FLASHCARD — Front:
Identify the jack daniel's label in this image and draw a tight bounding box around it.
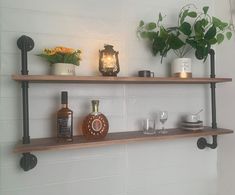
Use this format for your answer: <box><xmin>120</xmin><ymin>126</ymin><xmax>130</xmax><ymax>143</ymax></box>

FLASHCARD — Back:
<box><xmin>57</xmin><ymin>116</ymin><xmax>72</xmax><ymax>136</ymax></box>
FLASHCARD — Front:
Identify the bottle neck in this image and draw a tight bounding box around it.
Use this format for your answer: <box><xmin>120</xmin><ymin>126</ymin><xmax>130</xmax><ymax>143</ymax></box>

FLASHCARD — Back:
<box><xmin>61</xmin><ymin>103</ymin><xmax>68</xmax><ymax>108</ymax></box>
<box><xmin>92</xmin><ymin>101</ymin><xmax>99</xmax><ymax>113</ymax></box>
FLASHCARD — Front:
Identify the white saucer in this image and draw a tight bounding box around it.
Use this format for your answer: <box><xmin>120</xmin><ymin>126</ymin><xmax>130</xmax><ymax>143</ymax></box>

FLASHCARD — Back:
<box><xmin>181</xmin><ymin>126</ymin><xmax>204</xmax><ymax>131</ymax></box>
<box><xmin>181</xmin><ymin>120</ymin><xmax>203</xmax><ymax>127</ymax></box>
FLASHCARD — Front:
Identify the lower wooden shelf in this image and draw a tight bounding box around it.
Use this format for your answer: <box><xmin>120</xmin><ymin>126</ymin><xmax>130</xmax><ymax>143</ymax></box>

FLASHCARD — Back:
<box><xmin>14</xmin><ymin>127</ymin><xmax>233</xmax><ymax>153</ymax></box>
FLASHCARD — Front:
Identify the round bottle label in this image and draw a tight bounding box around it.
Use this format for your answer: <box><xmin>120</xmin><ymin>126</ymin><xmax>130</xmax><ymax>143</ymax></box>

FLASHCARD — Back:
<box><xmin>91</xmin><ymin>119</ymin><xmax>102</xmax><ymax>132</ymax></box>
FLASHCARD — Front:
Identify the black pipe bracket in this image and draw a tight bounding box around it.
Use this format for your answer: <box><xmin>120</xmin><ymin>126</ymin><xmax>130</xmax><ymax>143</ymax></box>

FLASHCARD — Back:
<box><xmin>20</xmin><ymin>153</ymin><xmax>37</xmax><ymax>171</ymax></box>
<box><xmin>197</xmin><ymin>135</ymin><xmax>218</xmax><ymax>149</ymax></box>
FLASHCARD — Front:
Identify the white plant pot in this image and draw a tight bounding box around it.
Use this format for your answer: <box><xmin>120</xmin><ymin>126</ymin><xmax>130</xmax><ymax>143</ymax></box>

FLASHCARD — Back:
<box><xmin>171</xmin><ymin>58</ymin><xmax>192</xmax><ymax>78</ymax></box>
<box><xmin>51</xmin><ymin>63</ymin><xmax>76</xmax><ymax>76</ymax></box>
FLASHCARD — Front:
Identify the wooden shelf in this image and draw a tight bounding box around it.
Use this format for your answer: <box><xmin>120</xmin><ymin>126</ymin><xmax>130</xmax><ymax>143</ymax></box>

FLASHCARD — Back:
<box><xmin>14</xmin><ymin>127</ymin><xmax>233</xmax><ymax>153</ymax></box>
<box><xmin>12</xmin><ymin>75</ymin><xmax>232</xmax><ymax>84</ymax></box>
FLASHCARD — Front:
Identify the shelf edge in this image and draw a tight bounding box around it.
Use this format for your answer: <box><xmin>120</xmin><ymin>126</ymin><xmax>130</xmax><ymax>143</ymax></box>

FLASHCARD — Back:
<box><xmin>14</xmin><ymin>128</ymin><xmax>233</xmax><ymax>153</ymax></box>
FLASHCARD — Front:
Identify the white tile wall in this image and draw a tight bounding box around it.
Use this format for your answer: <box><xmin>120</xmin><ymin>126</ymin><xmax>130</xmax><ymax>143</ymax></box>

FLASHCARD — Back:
<box><xmin>215</xmin><ymin>1</ymin><xmax>235</xmax><ymax>194</ymax></box>
<box><xmin>0</xmin><ymin>0</ymin><xmax>220</xmax><ymax>195</ymax></box>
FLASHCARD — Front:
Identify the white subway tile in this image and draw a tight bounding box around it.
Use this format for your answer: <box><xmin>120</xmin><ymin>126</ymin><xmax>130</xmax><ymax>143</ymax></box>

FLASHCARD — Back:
<box><xmin>126</xmin><ymin>140</ymin><xmax>217</xmax><ymax>172</ymax></box>
<box><xmin>0</xmin><ymin>53</ymin><xmax>21</xmax><ymax>75</ymax></box>
<box><xmin>127</xmin><ymin>180</ymin><xmax>216</xmax><ymax>195</ymax></box>
<box><xmin>1</xmin><ymin>155</ymin><xmax>126</xmax><ymax>189</ymax></box>
<box><xmin>127</xmin><ymin>165</ymin><xmax>216</xmax><ymax>189</ymax></box>
<box><xmin>0</xmin><ymin>75</ymin><xmax>21</xmax><ymax>97</ymax></box>
<box><xmin>29</xmin><ymin>96</ymin><xmax>125</xmax><ymax>120</ymax></box>
<box><xmin>35</xmin><ymin>144</ymin><xmax>126</xmax><ymax>164</ymax></box>
<box><xmin>0</xmin><ymin>97</ymin><xmax>22</xmax><ymax>120</ymax></box>
<box><xmin>29</xmin><ymin>83</ymin><xmax>125</xmax><ymax>98</ymax></box>
<box><xmin>0</xmin><ymin>142</ymin><xmax>21</xmax><ymax>167</ymax></box>
<box><xmin>1</xmin><ymin>175</ymin><xmax>125</xmax><ymax>195</ymax></box>
<box><xmin>0</xmin><ymin>0</ymin><xmax>126</xmax><ymax>22</ymax></box>
<box><xmin>0</xmin><ymin>119</ymin><xmax>22</xmax><ymax>142</ymax></box>
<box><xmin>1</xmin><ymin>8</ymin><xmax>125</xmax><ymax>38</ymax></box>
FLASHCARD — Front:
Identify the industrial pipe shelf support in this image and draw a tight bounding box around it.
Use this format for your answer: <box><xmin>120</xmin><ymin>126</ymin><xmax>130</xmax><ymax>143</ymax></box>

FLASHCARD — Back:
<box><xmin>197</xmin><ymin>49</ymin><xmax>218</xmax><ymax>150</ymax></box>
<box><xmin>17</xmin><ymin>35</ymin><xmax>37</xmax><ymax>171</ymax></box>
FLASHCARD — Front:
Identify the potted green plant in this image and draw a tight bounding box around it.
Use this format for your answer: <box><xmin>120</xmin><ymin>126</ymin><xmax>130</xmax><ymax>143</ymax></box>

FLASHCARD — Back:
<box><xmin>38</xmin><ymin>46</ymin><xmax>82</xmax><ymax>76</ymax></box>
<box><xmin>137</xmin><ymin>5</ymin><xmax>233</xmax><ymax>77</ymax></box>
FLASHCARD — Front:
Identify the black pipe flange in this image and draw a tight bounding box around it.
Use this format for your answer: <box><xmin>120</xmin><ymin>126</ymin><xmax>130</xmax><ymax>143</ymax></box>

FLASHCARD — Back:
<box><xmin>20</xmin><ymin>153</ymin><xmax>37</xmax><ymax>171</ymax></box>
<box><xmin>17</xmin><ymin>35</ymin><xmax>34</xmax><ymax>51</ymax></box>
<box><xmin>197</xmin><ymin>135</ymin><xmax>217</xmax><ymax>149</ymax></box>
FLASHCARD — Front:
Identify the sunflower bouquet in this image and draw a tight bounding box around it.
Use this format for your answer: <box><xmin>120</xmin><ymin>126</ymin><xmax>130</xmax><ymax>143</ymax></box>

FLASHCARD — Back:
<box><xmin>38</xmin><ymin>46</ymin><xmax>82</xmax><ymax>66</ymax></box>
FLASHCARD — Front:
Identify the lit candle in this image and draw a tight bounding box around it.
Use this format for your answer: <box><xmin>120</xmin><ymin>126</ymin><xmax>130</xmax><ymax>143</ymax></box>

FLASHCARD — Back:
<box><xmin>180</xmin><ymin>71</ymin><xmax>187</xmax><ymax>78</ymax></box>
<box><xmin>102</xmin><ymin>55</ymin><xmax>116</xmax><ymax>69</ymax></box>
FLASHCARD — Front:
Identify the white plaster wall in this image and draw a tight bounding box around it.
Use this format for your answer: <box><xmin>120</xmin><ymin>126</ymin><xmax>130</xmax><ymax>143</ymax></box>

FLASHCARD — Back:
<box><xmin>0</xmin><ymin>0</ymin><xmax>221</xmax><ymax>195</ymax></box>
<box><xmin>215</xmin><ymin>0</ymin><xmax>235</xmax><ymax>194</ymax></box>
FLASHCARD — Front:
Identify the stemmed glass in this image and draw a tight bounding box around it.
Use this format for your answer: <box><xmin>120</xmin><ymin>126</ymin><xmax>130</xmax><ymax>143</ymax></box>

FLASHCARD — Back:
<box><xmin>159</xmin><ymin>111</ymin><xmax>168</xmax><ymax>134</ymax></box>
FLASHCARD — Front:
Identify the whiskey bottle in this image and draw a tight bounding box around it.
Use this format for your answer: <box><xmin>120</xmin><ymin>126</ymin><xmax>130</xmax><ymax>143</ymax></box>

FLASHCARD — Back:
<box><xmin>57</xmin><ymin>91</ymin><xmax>73</xmax><ymax>142</ymax></box>
<box><xmin>82</xmin><ymin>100</ymin><xmax>109</xmax><ymax>139</ymax></box>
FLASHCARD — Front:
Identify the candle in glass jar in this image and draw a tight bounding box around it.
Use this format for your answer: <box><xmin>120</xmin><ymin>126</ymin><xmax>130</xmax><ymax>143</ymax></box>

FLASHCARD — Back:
<box><xmin>180</xmin><ymin>71</ymin><xmax>188</xmax><ymax>78</ymax></box>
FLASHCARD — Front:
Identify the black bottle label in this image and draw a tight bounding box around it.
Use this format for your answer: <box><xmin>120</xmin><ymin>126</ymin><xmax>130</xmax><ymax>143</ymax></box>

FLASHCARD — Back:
<box><xmin>57</xmin><ymin>116</ymin><xmax>72</xmax><ymax>136</ymax></box>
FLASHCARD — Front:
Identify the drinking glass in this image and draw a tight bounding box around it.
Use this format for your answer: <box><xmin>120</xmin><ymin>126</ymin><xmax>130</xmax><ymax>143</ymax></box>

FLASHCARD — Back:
<box><xmin>159</xmin><ymin>111</ymin><xmax>168</xmax><ymax>134</ymax></box>
<box><xmin>143</xmin><ymin>118</ymin><xmax>156</xmax><ymax>135</ymax></box>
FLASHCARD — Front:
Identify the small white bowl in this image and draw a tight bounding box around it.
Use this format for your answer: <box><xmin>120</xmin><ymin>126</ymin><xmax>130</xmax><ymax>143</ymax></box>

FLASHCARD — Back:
<box><xmin>185</xmin><ymin>114</ymin><xmax>200</xmax><ymax>123</ymax></box>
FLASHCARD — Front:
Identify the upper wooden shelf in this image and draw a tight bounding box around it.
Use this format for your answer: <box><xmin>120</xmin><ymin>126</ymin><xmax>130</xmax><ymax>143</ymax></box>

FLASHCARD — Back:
<box><xmin>12</xmin><ymin>75</ymin><xmax>232</xmax><ymax>84</ymax></box>
<box><xmin>14</xmin><ymin>127</ymin><xmax>233</xmax><ymax>153</ymax></box>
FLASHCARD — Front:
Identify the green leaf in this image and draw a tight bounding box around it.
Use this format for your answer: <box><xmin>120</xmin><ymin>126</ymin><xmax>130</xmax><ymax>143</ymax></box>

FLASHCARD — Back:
<box><xmin>203</xmin><ymin>6</ymin><xmax>209</xmax><ymax>14</ymax></box>
<box><xmin>208</xmin><ymin>38</ymin><xmax>217</xmax><ymax>45</ymax></box>
<box><xmin>195</xmin><ymin>49</ymin><xmax>204</xmax><ymax>60</ymax></box>
<box><xmin>159</xmin><ymin>13</ymin><xmax>163</xmax><ymax>22</ymax></box>
<box><xmin>212</xmin><ymin>17</ymin><xmax>222</xmax><ymax>28</ymax></box>
<box><xmin>145</xmin><ymin>22</ymin><xmax>157</xmax><ymax>30</ymax></box>
<box><xmin>146</xmin><ymin>32</ymin><xmax>157</xmax><ymax>41</ymax></box>
<box><xmin>204</xmin><ymin>25</ymin><xmax>216</xmax><ymax>40</ymax></box>
<box><xmin>38</xmin><ymin>53</ymin><xmax>64</xmax><ymax>64</ymax></box>
<box><xmin>180</xmin><ymin>9</ymin><xmax>189</xmax><ymax>25</ymax></box>
<box><xmin>188</xmin><ymin>11</ymin><xmax>197</xmax><ymax>18</ymax></box>
<box><xmin>167</xmin><ymin>27</ymin><xmax>179</xmax><ymax>32</ymax></box>
<box><xmin>226</xmin><ymin>31</ymin><xmax>232</xmax><ymax>40</ymax></box>
<box><xmin>186</xmin><ymin>39</ymin><xmax>197</xmax><ymax>48</ymax></box>
<box><xmin>216</xmin><ymin>33</ymin><xmax>224</xmax><ymax>44</ymax></box>
<box><xmin>179</xmin><ymin>22</ymin><xmax>192</xmax><ymax>36</ymax></box>
<box><xmin>168</xmin><ymin>35</ymin><xmax>185</xmax><ymax>50</ymax></box>
<box><xmin>64</xmin><ymin>53</ymin><xmax>75</xmax><ymax>64</ymax></box>
<box><xmin>195</xmin><ymin>43</ymin><xmax>210</xmax><ymax>61</ymax></box>
<box><xmin>139</xmin><ymin>20</ymin><xmax>144</xmax><ymax>27</ymax></box>
<box><xmin>159</xmin><ymin>27</ymin><xmax>168</xmax><ymax>39</ymax></box>
<box><xmin>152</xmin><ymin>36</ymin><xmax>166</xmax><ymax>55</ymax></box>
<box><xmin>140</xmin><ymin>31</ymin><xmax>148</xmax><ymax>38</ymax></box>
<box><xmin>194</xmin><ymin>20</ymin><xmax>204</xmax><ymax>35</ymax></box>
<box><xmin>54</xmin><ymin>54</ymin><xmax>64</xmax><ymax>63</ymax></box>
<box><xmin>201</xmin><ymin>18</ymin><xmax>209</xmax><ymax>27</ymax></box>
<box><xmin>221</xmin><ymin>22</ymin><xmax>228</xmax><ymax>28</ymax></box>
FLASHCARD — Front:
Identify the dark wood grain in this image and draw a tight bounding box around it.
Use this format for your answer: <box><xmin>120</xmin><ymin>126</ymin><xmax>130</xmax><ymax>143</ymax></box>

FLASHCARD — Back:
<box><xmin>12</xmin><ymin>75</ymin><xmax>232</xmax><ymax>84</ymax></box>
<box><xmin>14</xmin><ymin>127</ymin><xmax>233</xmax><ymax>153</ymax></box>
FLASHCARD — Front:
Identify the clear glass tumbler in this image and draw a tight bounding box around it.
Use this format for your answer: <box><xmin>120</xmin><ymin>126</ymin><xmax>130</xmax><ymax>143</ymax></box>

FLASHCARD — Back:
<box><xmin>143</xmin><ymin>118</ymin><xmax>156</xmax><ymax>135</ymax></box>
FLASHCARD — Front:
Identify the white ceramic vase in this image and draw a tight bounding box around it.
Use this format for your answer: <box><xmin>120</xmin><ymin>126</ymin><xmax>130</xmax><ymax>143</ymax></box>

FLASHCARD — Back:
<box><xmin>171</xmin><ymin>58</ymin><xmax>192</xmax><ymax>78</ymax></box>
<box><xmin>51</xmin><ymin>63</ymin><xmax>76</xmax><ymax>76</ymax></box>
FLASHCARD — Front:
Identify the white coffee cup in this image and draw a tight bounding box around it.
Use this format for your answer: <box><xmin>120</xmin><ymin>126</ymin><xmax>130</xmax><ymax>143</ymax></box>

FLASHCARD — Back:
<box><xmin>185</xmin><ymin>114</ymin><xmax>199</xmax><ymax>123</ymax></box>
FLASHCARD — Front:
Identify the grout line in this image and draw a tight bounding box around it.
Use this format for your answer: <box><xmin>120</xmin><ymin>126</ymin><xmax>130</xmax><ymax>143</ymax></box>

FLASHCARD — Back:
<box><xmin>0</xmin><ymin>6</ymin><xmax>114</xmax><ymax>21</ymax></box>
<box><xmin>0</xmin><ymin>174</ymin><xmax>124</xmax><ymax>192</ymax></box>
<box><xmin>0</xmin><ymin>152</ymin><xmax>126</xmax><ymax>168</ymax></box>
<box><xmin>124</xmin><ymin>144</ymin><xmax>129</xmax><ymax>194</ymax></box>
<box><xmin>0</xmin><ymin>29</ymin><xmax>120</xmax><ymax>41</ymax></box>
